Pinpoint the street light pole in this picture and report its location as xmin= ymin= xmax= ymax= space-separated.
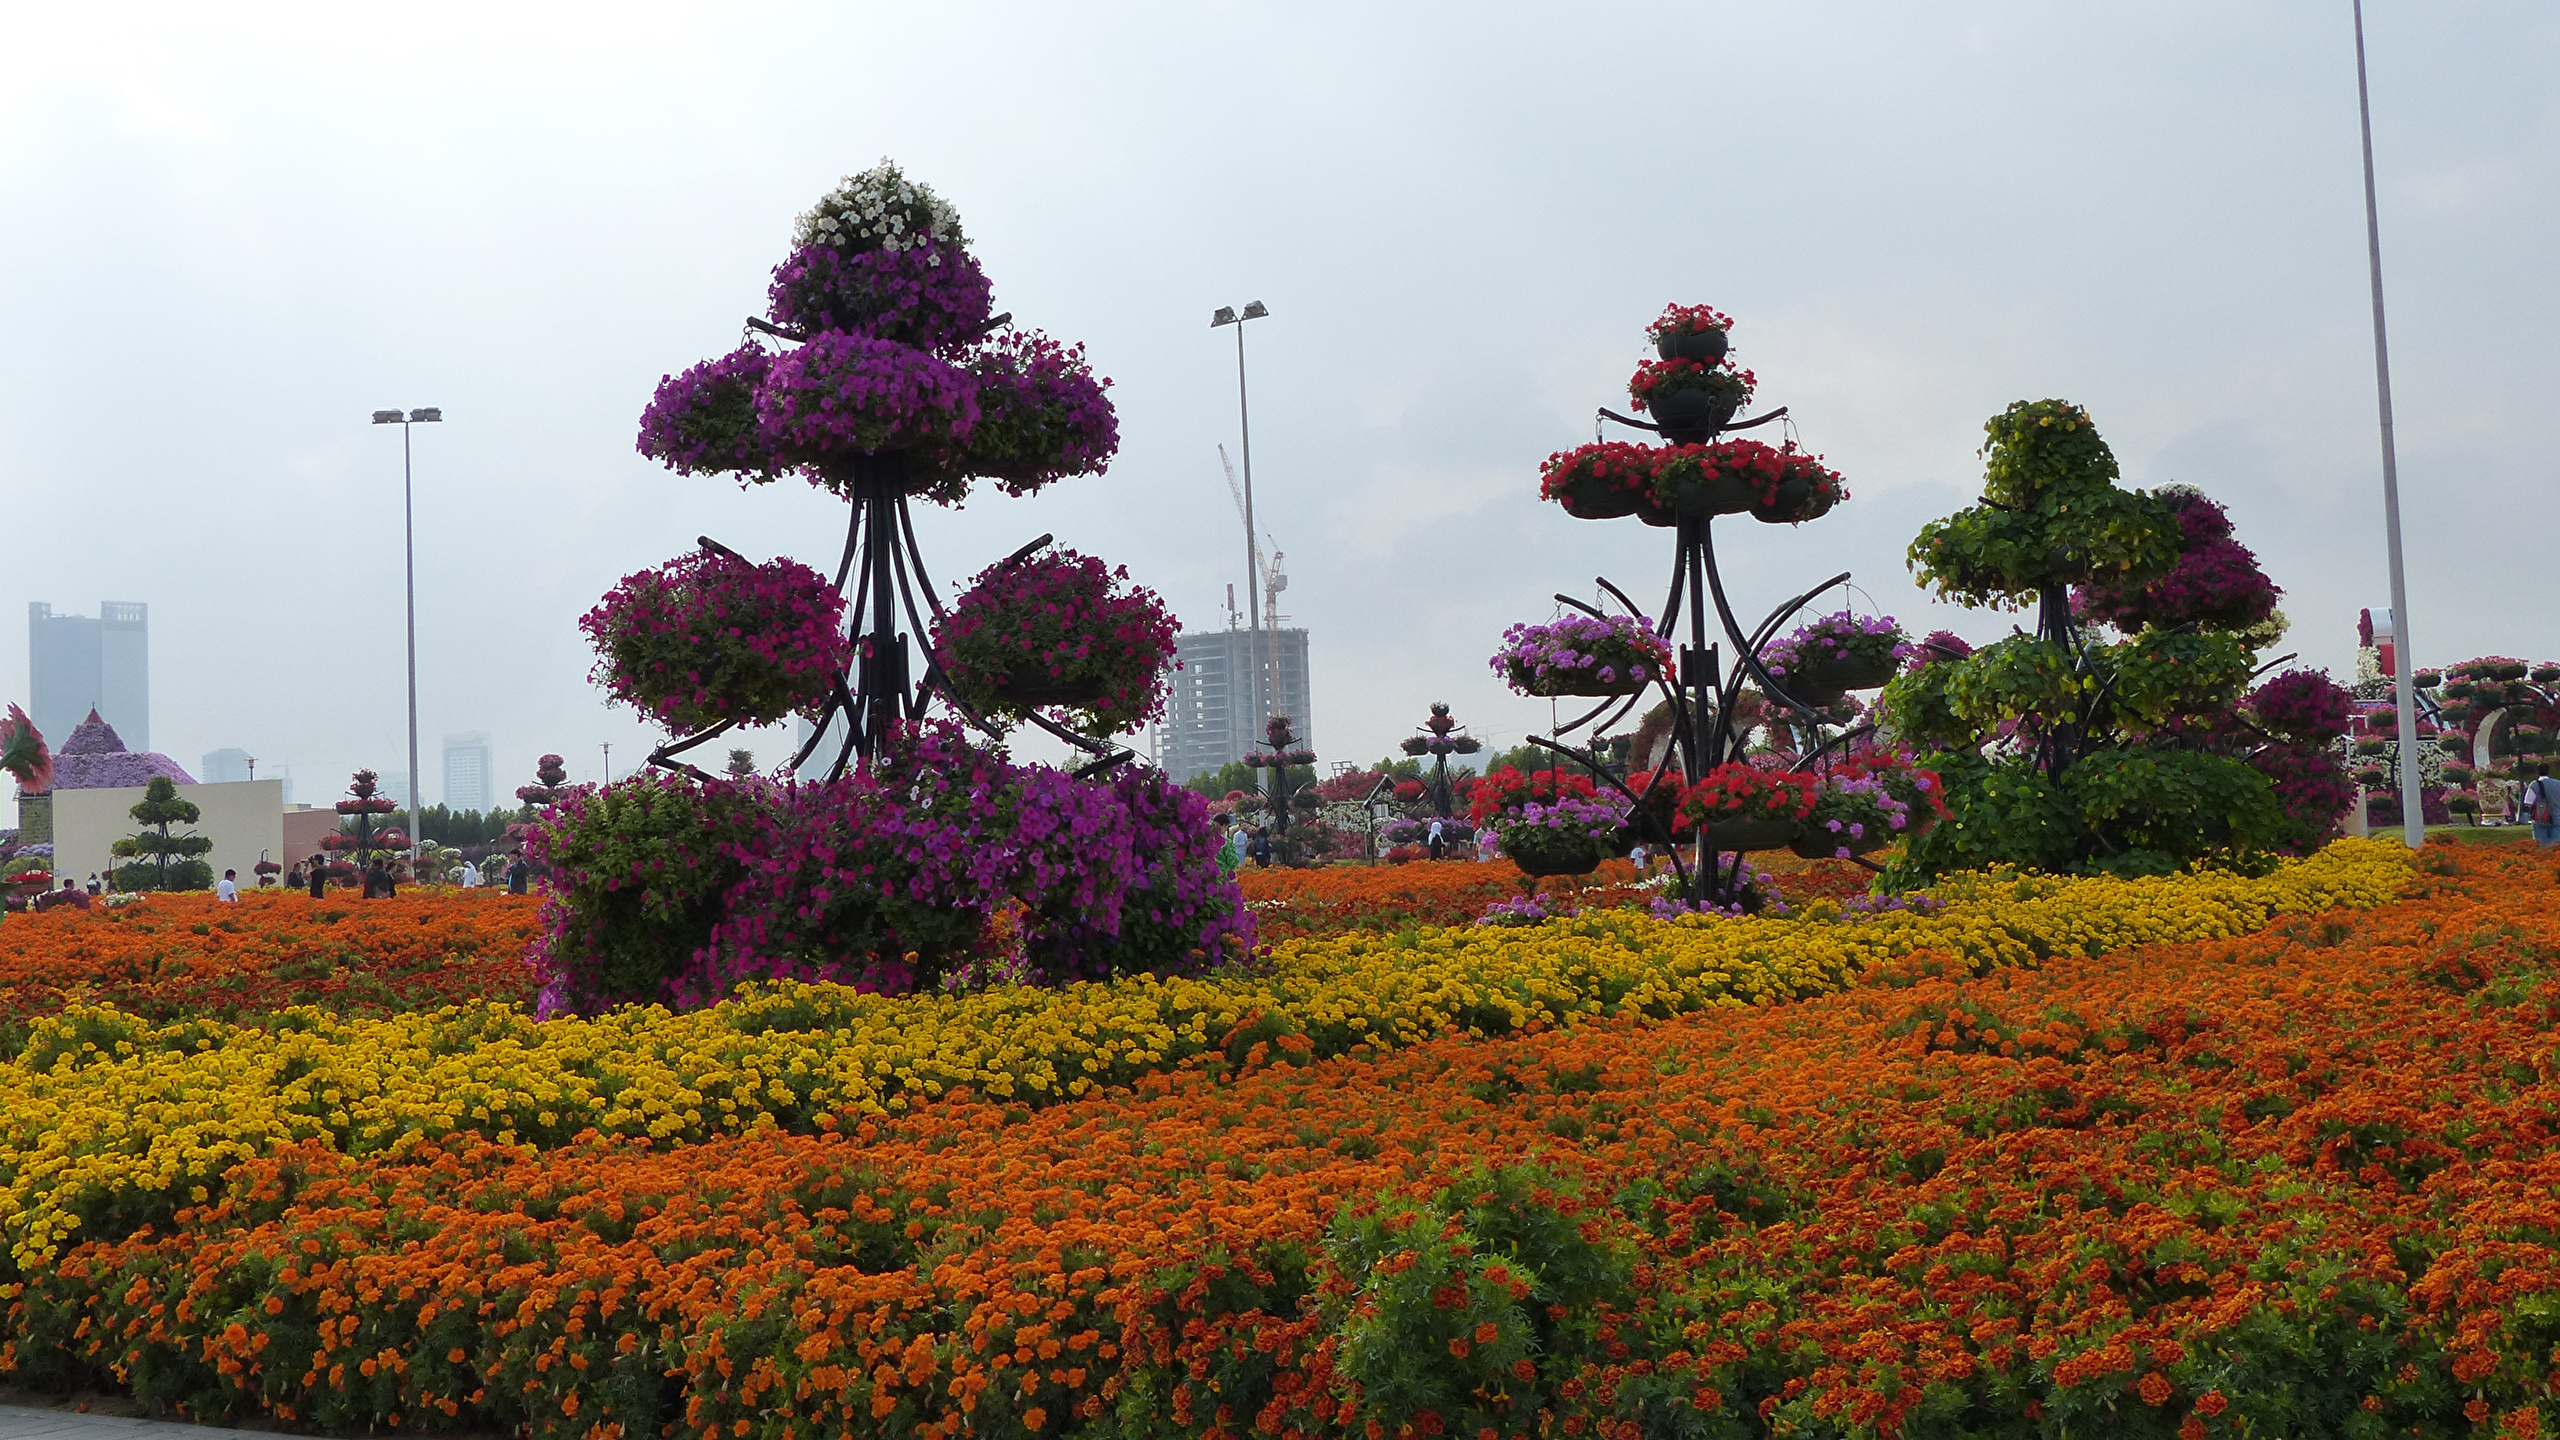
xmin=371 ymin=406 xmax=441 ymax=875
xmin=1211 ymin=302 xmax=1272 ymax=729
xmin=2350 ymin=1 xmax=2423 ymax=850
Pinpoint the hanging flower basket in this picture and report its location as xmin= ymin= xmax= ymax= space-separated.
xmin=1762 ymin=612 xmax=1910 ymax=703
xmin=1788 ymin=773 xmax=1912 ymax=859
xmin=994 ymin=667 xmax=1110 ymax=709
xmin=1537 ymin=442 xmax=1655 ymax=521
xmin=1649 ymin=303 xmax=1735 ymax=363
xmin=581 ymin=548 xmax=852 ymax=734
xmin=1676 ymin=763 xmax=1817 ymax=853
xmin=934 ymin=546 xmax=1178 ymax=736
xmin=1495 ymin=795 xmax=1620 ymax=878
xmin=1629 ymin=358 xmax=1755 ymax=439
xmin=1504 ymin=827 xmax=1605 ymax=877
xmin=1750 ymin=475 xmax=1838 ymax=525
xmin=1492 ymin=613 xmax=1673 ymax=698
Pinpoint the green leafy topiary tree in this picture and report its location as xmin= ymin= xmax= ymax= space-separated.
xmin=1881 ymin=400 xmax=2293 ymax=880
xmin=111 ymin=776 xmax=214 ymax=891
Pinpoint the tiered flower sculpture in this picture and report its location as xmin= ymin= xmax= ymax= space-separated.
xmin=629 ymin=161 xmax=1120 ymax=772
xmin=1509 ymin=303 xmax=1856 ymax=909
xmin=1243 ymin=714 xmax=1318 ymax=864
xmin=1399 ymin=702 xmax=1484 ymax=818
xmin=331 ymin=769 xmax=400 ymax=873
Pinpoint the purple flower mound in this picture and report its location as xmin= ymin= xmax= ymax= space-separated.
xmin=580 ymin=549 xmax=853 ymax=734
xmin=765 ymin=241 xmax=995 ymax=354
xmin=2077 ymin=490 xmax=2280 ymax=633
xmin=671 ymin=723 xmax=1249 ymax=1007
xmin=636 ymin=345 xmax=778 ymax=478
xmin=43 ymin=710 xmax=197 ymax=790
xmin=935 ymin=329 xmax=1121 ymax=497
xmin=756 ymin=331 xmax=979 ymax=476
xmin=1760 ymin=610 xmax=1912 ymax=681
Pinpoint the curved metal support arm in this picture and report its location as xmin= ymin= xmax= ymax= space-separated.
xmin=1800 ymin=722 xmax=1876 ymax=770
xmin=695 ymin=535 xmax=748 ymax=564
xmin=1718 ymin=407 xmax=1789 ymax=432
xmin=1699 ymin=522 xmax=1836 ymax=718
xmin=897 ymin=499 xmax=950 ymax=621
xmin=1554 ymin=592 xmax=1607 ymax=621
xmin=745 ymin=316 xmax=808 ymax=343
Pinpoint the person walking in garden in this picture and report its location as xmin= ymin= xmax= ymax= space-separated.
xmin=216 ymin=869 xmax=238 ymax=902
xmin=307 ymin=860 xmax=327 ymax=899
xmin=459 ymin=858 xmax=481 ymax=888
xmin=1248 ymin=826 xmax=1272 ymax=868
xmin=1427 ymin=817 xmax=1446 ymax=861
xmin=2528 ymin=763 xmax=2560 ymax=846
xmin=507 ymin=853 xmax=529 ymax=894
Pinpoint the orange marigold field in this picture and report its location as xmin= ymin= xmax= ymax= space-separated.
xmin=0 ymin=891 xmax=540 ymax=1041
xmin=1239 ymin=855 xmax=1876 ymax=940
xmin=11 ymin=844 xmax=2555 ymax=1439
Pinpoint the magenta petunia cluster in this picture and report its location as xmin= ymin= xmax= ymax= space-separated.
xmin=580 ymin=549 xmax=853 ymax=734
xmin=634 ymin=169 xmax=1117 ymax=507
xmin=932 ymin=547 xmax=1179 ymax=737
xmin=1491 ymin=613 xmax=1673 ymax=696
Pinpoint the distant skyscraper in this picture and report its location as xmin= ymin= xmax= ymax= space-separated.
xmin=381 ymin=771 xmax=409 ymax=808
xmin=443 ymin=732 xmax=494 ymax=811
xmin=201 ymin=748 xmax=254 ymax=784
xmin=1153 ymin=627 xmax=1313 ymax=783
xmin=28 ymin=601 xmax=149 ymax=753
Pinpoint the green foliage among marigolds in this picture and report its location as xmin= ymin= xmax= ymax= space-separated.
xmin=528 ymin=770 xmax=777 ymax=1011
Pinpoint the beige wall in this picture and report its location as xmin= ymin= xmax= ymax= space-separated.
xmin=52 ymin=780 xmax=285 ymax=890
xmin=281 ymin=808 xmax=339 ymax=870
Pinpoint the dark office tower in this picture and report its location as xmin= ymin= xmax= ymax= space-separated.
xmin=27 ymin=601 xmax=149 ymax=754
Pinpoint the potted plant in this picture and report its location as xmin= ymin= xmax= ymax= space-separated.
xmin=1748 ymin=447 xmax=1849 ymax=525
xmin=2448 ymin=791 xmax=2481 ymax=818
xmin=2353 ymin=737 xmax=2390 ymax=757
xmin=1790 ymin=773 xmax=1912 ymax=859
xmin=1836 ymin=752 xmax=1945 ymax=839
xmin=2413 ymin=668 xmax=2445 ymax=689
xmin=1674 ymin=762 xmax=1817 ymax=853
xmin=1628 ymin=357 xmax=1756 ymax=436
xmin=1536 ymin=442 xmax=1656 ymax=521
xmin=2441 ymin=764 xmax=2475 ymax=788
xmin=581 ymin=547 xmax=852 ymax=734
xmin=1648 ymin=302 xmax=1735 ymax=363
xmin=1762 ymin=612 xmax=1910 ymax=702
xmin=1495 ymin=794 xmax=1622 ymax=878
xmin=2535 ymin=664 xmax=2560 ymax=685
xmin=1492 ymin=613 xmax=1674 ymax=698
xmin=933 ymin=545 xmax=1178 ymax=735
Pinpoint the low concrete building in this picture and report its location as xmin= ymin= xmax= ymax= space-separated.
xmin=52 ymin=779 xmax=284 ymax=891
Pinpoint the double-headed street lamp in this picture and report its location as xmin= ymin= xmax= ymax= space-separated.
xmin=371 ymin=406 xmax=441 ymax=875
xmin=1210 ymin=301 xmax=1271 ymax=724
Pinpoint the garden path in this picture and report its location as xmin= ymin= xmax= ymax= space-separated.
xmin=0 ymin=1408 xmax=261 ymax=1439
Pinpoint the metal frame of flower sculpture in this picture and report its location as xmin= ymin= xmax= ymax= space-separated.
xmin=1523 ymin=303 xmax=1862 ymax=907
xmin=630 ymin=162 xmax=1124 ymax=777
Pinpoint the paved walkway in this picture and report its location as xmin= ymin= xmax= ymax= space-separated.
xmin=0 ymin=1408 xmax=238 ymax=1439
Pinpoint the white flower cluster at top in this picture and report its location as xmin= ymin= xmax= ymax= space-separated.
xmin=793 ymin=160 xmax=965 ymax=258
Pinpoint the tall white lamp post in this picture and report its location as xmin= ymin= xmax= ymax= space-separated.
xmin=2350 ymin=1 xmax=2422 ymax=849
xmin=371 ymin=406 xmax=441 ymax=874
xmin=1211 ymin=302 xmax=1272 ymax=725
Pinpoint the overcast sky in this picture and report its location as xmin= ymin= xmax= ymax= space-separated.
xmin=3 ymin=2 xmax=2553 ymax=804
